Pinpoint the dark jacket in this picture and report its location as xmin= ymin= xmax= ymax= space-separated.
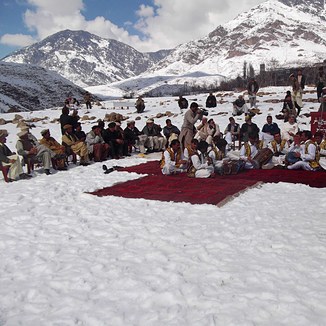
xmin=205 ymin=95 xmax=217 ymax=108
xmin=247 ymin=80 xmax=259 ymax=94
xmin=124 ymin=126 xmax=142 ymax=145
xmin=163 ymin=125 xmax=180 ymax=139
xmin=233 ymin=98 xmax=246 ymax=107
xmin=262 ymin=123 xmax=280 ymax=135
xmin=240 ymin=122 xmax=260 ymax=141
xmin=142 ymin=124 xmax=162 ymax=137
xmin=178 ymin=97 xmax=188 ymax=109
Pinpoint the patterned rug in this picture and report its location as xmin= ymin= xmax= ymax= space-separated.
xmin=91 ymin=161 xmax=326 ymax=206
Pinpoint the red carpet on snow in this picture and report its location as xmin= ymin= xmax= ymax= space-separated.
xmin=91 ymin=161 xmax=326 ymax=205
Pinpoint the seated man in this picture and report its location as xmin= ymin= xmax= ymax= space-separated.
xmin=124 ymin=120 xmax=147 ymax=154
xmin=240 ymin=115 xmax=260 ymax=142
xmin=281 ymin=91 xmax=296 ymax=121
xmin=208 ymin=137 xmax=227 ymax=174
xmin=16 ymin=130 xmax=54 ymax=175
xmin=205 ymin=92 xmax=217 ymax=108
xmin=187 ymin=140 xmax=214 ymax=178
xmin=263 ymin=133 xmax=289 ymax=169
xmin=224 ymin=117 xmax=240 ymax=149
xmin=240 ymin=132 xmax=260 ymax=169
xmin=178 ymin=95 xmax=188 ymax=111
xmin=285 ymin=132 xmax=302 ymax=165
xmin=287 ymin=130 xmax=320 ymax=171
xmin=62 ymin=124 xmax=90 ymax=166
xmin=195 ymin=118 xmax=220 ymax=145
xmin=75 ymin=122 xmax=87 ymax=141
xmin=135 ymin=96 xmax=145 ymax=113
xmin=281 ymin=115 xmax=299 ymax=142
xmin=0 ymin=129 xmax=31 ymax=181
xmin=261 ymin=115 xmax=280 ymax=146
xmin=315 ymin=131 xmax=326 ymax=170
xmin=163 ymin=119 xmax=180 ymax=146
xmin=39 ymin=129 xmax=67 ymax=170
xmin=183 ymin=138 xmax=199 ymax=162
xmin=233 ymin=95 xmax=248 ymax=116
xmin=103 ymin=122 xmax=124 ymax=159
xmin=142 ymin=119 xmax=166 ymax=152
xmin=160 ymin=139 xmax=187 ymax=175
xmin=86 ymin=125 xmax=109 ymax=162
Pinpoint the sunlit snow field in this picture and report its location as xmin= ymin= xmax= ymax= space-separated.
xmin=1 ymin=86 xmax=326 ymax=325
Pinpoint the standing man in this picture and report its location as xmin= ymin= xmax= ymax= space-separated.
xmin=179 ymin=102 xmax=202 ymax=150
xmin=247 ymin=77 xmax=259 ymax=109
xmin=316 ymin=67 xmax=326 ymax=101
xmin=84 ymin=91 xmax=92 ymax=110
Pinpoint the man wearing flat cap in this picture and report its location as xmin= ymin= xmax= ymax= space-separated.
xmin=16 ymin=129 xmax=54 ymax=175
xmin=39 ymin=129 xmax=67 ymax=170
xmin=62 ymin=124 xmax=90 ymax=166
xmin=0 ymin=130 xmax=31 ymax=181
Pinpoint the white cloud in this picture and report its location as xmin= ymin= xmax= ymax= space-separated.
xmin=0 ymin=34 xmax=35 ymax=47
xmin=132 ymin=0 xmax=266 ymax=51
xmin=0 ymin=0 xmax=266 ymax=52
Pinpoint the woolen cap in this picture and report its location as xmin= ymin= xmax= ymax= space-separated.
xmin=146 ymin=118 xmax=154 ymax=123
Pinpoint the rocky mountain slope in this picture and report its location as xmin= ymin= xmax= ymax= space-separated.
xmin=0 ymin=62 xmax=91 ymax=112
xmin=2 ymin=30 xmax=172 ymax=88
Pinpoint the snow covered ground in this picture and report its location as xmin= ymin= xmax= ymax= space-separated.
xmin=1 ymin=86 xmax=326 ymax=325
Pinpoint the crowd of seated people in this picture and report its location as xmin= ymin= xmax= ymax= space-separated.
xmin=2 ymin=92 xmax=326 ymax=182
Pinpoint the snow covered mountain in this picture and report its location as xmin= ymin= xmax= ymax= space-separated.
xmin=147 ymin=0 xmax=326 ymax=79
xmin=1 ymin=30 xmax=171 ymax=88
xmin=1 ymin=0 xmax=326 ymax=99
xmin=0 ymin=62 xmax=91 ymax=112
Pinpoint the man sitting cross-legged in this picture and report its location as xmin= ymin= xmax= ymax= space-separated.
xmin=39 ymin=129 xmax=67 ymax=170
xmin=262 ymin=133 xmax=290 ymax=169
xmin=187 ymin=140 xmax=214 ymax=178
xmin=183 ymin=138 xmax=199 ymax=162
xmin=62 ymin=124 xmax=90 ymax=166
xmin=160 ymin=139 xmax=187 ymax=175
xmin=0 ymin=129 xmax=31 ymax=181
xmin=208 ymin=137 xmax=227 ymax=175
xmin=287 ymin=130 xmax=320 ymax=171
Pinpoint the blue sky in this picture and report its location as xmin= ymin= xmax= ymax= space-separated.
xmin=0 ymin=0 xmax=265 ymax=59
